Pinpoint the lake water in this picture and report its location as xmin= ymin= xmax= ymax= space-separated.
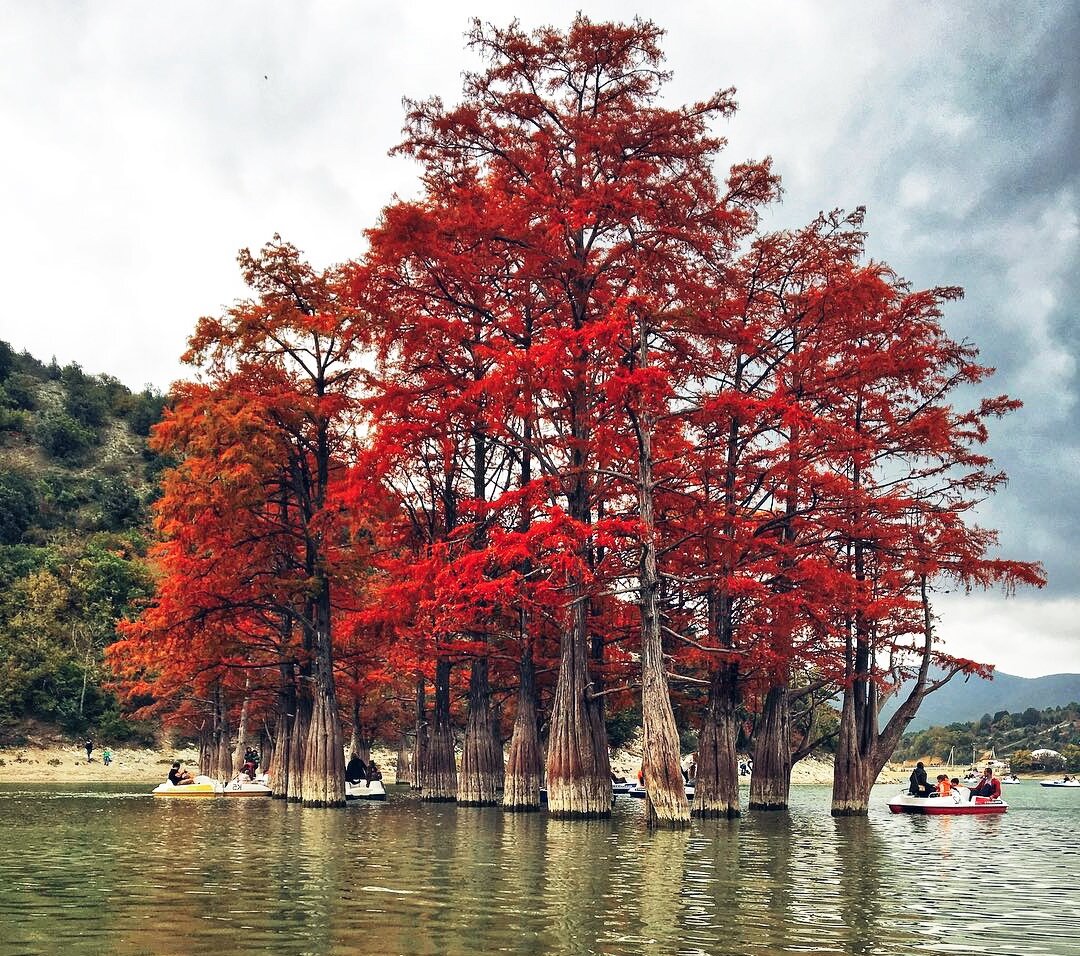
xmin=0 ymin=782 xmax=1077 ymax=955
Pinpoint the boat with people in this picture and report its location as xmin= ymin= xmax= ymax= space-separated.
xmin=887 ymin=791 xmax=1007 ymax=815
xmin=152 ymin=773 xmax=272 ymax=798
xmin=1039 ymin=777 xmax=1080 ymax=788
xmin=345 ymin=779 xmax=386 ymax=800
xmin=1001 ymin=774 xmax=1022 ymax=784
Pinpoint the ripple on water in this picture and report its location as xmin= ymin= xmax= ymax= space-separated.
xmin=0 ymin=782 xmax=1078 ymax=955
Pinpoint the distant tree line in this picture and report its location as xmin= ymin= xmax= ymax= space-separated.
xmin=894 ymin=702 xmax=1080 ymax=770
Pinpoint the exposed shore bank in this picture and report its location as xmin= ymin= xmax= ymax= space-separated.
xmin=0 ymin=743 xmax=910 ymax=787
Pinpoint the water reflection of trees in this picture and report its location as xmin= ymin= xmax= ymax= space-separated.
xmin=834 ymin=817 xmax=890 ymax=956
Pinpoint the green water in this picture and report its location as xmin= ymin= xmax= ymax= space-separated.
xmin=0 ymin=782 xmax=1076 ymax=955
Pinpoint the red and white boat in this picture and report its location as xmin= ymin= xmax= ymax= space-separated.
xmin=887 ymin=790 xmax=1007 ymax=815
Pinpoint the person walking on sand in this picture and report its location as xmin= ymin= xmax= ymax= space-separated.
xmin=84 ymin=738 xmax=93 ymax=762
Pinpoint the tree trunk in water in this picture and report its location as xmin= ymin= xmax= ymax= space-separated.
xmin=749 ymin=685 xmax=792 ymax=810
xmin=413 ymin=675 xmax=428 ymax=792
xmin=349 ymin=694 xmax=363 ymax=759
xmin=423 ymin=658 xmax=457 ymax=801
xmin=504 ymin=645 xmax=542 ymax=811
xmin=198 ymin=728 xmax=210 ymax=776
xmin=831 ymin=577 xmax=939 ymax=815
xmin=634 ymin=369 xmax=689 ymax=829
xmin=211 ymin=683 xmax=232 ymax=780
xmin=693 ymin=662 xmax=741 ymax=818
xmin=459 ymin=657 xmax=500 ymax=806
xmin=395 ymin=735 xmax=412 ymax=787
xmin=286 ymin=691 xmax=312 ymax=803
xmin=232 ymin=682 xmax=250 ymax=773
xmin=831 ymin=690 xmax=875 ymax=815
xmin=299 ymin=593 xmax=345 ymax=807
xmin=545 ymin=595 xmax=612 ymax=817
xmin=269 ymin=665 xmax=295 ymax=798
xmin=269 ymin=709 xmax=290 ymax=799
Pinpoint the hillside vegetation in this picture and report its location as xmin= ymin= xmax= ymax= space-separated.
xmin=894 ymin=702 xmax=1080 ymax=772
xmin=0 ymin=341 xmax=166 ymax=743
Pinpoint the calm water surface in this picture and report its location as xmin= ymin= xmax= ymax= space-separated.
xmin=0 ymin=782 xmax=1076 ymax=955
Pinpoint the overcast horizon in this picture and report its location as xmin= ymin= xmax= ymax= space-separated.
xmin=2 ymin=1 xmax=1076 ymax=677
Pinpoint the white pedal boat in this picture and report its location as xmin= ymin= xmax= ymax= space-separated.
xmin=222 ymin=774 xmax=272 ymax=797
xmin=887 ymin=791 xmax=1006 ymax=815
xmin=1039 ymin=779 xmax=1080 ymax=788
xmin=345 ymin=779 xmax=386 ymax=801
xmin=152 ymin=773 xmax=272 ymax=798
xmin=627 ymin=784 xmax=695 ymax=800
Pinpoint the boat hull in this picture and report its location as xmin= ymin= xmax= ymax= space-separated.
xmin=887 ymin=792 xmax=1006 ymax=815
xmin=1040 ymin=781 xmax=1080 ymax=788
xmin=346 ymin=780 xmax=386 ymax=801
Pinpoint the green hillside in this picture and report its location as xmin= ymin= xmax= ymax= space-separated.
xmin=893 ymin=702 xmax=1080 ymax=772
xmin=0 ymin=341 xmax=166 ymax=743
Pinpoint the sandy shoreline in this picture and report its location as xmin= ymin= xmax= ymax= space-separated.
xmin=0 ymin=743 xmax=914 ymax=787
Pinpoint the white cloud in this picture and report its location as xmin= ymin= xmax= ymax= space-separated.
xmin=934 ymin=593 xmax=1080 ymax=677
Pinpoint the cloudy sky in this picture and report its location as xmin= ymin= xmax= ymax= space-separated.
xmin=2 ymin=1 xmax=1076 ymax=676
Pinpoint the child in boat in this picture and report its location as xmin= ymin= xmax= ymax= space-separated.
xmin=936 ymin=774 xmax=952 ymax=796
xmin=366 ymin=759 xmax=383 ymax=783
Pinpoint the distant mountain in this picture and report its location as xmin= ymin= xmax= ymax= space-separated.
xmin=884 ymin=671 xmax=1080 ymax=730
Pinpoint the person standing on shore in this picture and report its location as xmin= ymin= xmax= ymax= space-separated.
xmin=102 ymin=747 xmax=112 ymax=767
xmin=84 ymin=738 xmax=93 ymax=762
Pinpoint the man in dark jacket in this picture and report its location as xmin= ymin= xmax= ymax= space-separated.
xmin=345 ymin=753 xmax=367 ymax=784
xmin=908 ymin=761 xmax=934 ymax=797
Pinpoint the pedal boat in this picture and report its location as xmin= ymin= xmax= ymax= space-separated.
xmin=152 ymin=774 xmax=224 ymax=798
xmin=345 ymin=779 xmax=386 ymax=801
xmin=222 ymin=774 xmax=272 ymax=797
xmin=887 ymin=791 xmax=1007 ymax=815
xmin=152 ymin=773 xmax=272 ymax=798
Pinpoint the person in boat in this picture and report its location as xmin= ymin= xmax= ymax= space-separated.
xmin=908 ymin=761 xmax=934 ymax=797
xmin=366 ymin=759 xmax=382 ymax=783
xmin=240 ymin=747 xmax=259 ymax=780
xmin=936 ymin=774 xmax=952 ymax=796
xmin=610 ymin=771 xmax=628 ymax=784
xmin=168 ymin=762 xmax=196 ymax=786
xmin=345 ymin=753 xmax=368 ymax=784
xmin=970 ymin=766 xmax=1001 ymax=800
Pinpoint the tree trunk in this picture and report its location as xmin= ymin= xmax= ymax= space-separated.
xmin=286 ymin=688 xmax=312 ymax=803
xmin=231 ymin=680 xmax=251 ymax=774
xmin=349 ymin=694 xmax=363 ymax=760
xmin=198 ymin=727 xmax=210 ymax=777
xmin=212 ymin=682 xmax=232 ymax=780
xmin=395 ymin=735 xmax=412 ymax=786
xmin=459 ymin=656 xmax=501 ymax=806
xmin=831 ymin=576 xmax=940 ymax=815
xmin=633 ymin=347 xmax=690 ymax=829
xmin=693 ymin=661 xmax=741 ymax=818
xmin=545 ymin=593 xmax=612 ymax=817
xmin=749 ymin=684 xmax=792 ymax=810
xmin=413 ymin=674 xmax=428 ymax=791
xmin=504 ymin=644 xmax=542 ymax=811
xmin=423 ymin=658 xmax=457 ymax=801
xmin=299 ymin=592 xmax=345 ymax=807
